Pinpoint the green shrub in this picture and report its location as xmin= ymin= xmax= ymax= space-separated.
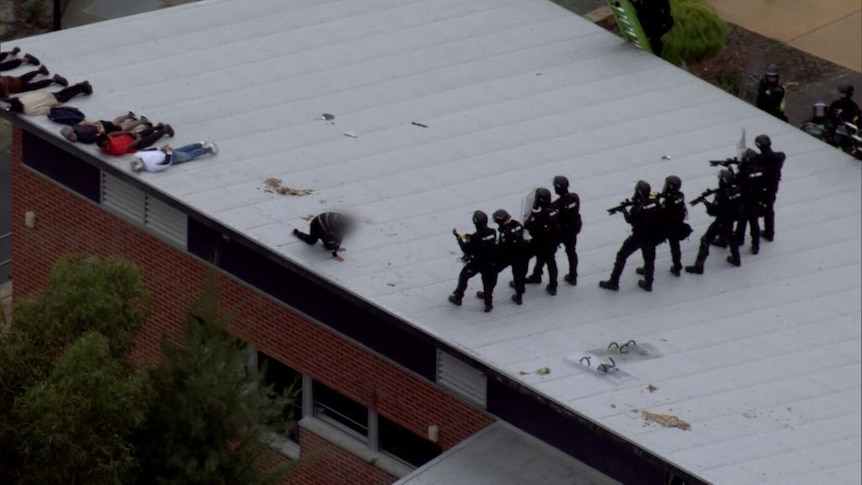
xmin=662 ymin=0 xmax=728 ymax=66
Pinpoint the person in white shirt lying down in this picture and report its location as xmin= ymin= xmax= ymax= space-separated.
xmin=129 ymin=141 xmax=218 ymax=173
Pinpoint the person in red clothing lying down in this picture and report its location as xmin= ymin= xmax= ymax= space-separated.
xmin=97 ymin=122 xmax=174 ymax=156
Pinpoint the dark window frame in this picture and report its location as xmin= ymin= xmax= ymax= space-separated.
xmin=378 ymin=414 xmax=442 ymax=467
xmin=312 ymin=380 xmax=370 ymax=442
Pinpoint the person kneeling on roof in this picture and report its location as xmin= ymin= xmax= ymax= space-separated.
xmin=130 ymin=141 xmax=219 ymax=173
xmin=293 ymin=212 xmax=355 ymax=261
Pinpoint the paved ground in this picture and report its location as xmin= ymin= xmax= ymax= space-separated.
xmin=708 ymin=0 xmax=862 ymax=72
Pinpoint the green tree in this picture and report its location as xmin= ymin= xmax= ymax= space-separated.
xmin=0 ymin=255 xmax=150 ymax=483
xmin=133 ymin=281 xmax=293 ymax=485
xmin=12 ymin=332 xmax=148 ymax=485
xmin=0 ymin=257 xmax=298 ymax=484
xmin=662 ymin=0 xmax=728 ymax=66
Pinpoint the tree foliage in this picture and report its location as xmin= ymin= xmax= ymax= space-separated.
xmin=0 ymin=256 xmax=295 ymax=485
xmin=133 ymin=280 xmax=291 ymax=485
xmin=0 ymin=255 xmax=150 ymax=483
xmin=12 ymin=332 xmax=148 ymax=485
xmin=662 ymin=0 xmax=728 ymax=66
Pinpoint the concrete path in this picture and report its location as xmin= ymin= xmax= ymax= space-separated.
xmin=708 ymin=0 xmax=862 ymax=72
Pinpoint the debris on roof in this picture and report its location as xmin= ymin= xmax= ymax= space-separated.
xmin=263 ymin=178 xmax=313 ymax=196
xmin=641 ymin=410 xmax=690 ymax=431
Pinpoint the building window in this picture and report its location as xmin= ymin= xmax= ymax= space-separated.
xmin=258 ymin=352 xmax=302 ymax=443
xmin=312 ymin=381 xmax=369 ymax=441
xmin=379 ymin=415 xmax=442 ymax=467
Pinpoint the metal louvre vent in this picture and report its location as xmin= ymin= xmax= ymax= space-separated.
xmin=145 ymin=195 xmax=187 ymax=247
xmin=101 ymin=172 xmax=145 ymax=224
xmin=436 ymin=350 xmax=487 ymax=408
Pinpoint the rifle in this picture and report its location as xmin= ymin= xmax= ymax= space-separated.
xmin=708 ymin=157 xmax=741 ymax=168
xmin=607 ymin=199 xmax=634 ymax=215
xmin=689 ymin=188 xmax=718 ymax=206
xmin=452 ymin=228 xmax=472 ymax=262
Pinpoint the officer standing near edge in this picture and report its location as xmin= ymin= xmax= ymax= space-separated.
xmin=552 ymin=175 xmax=582 ymax=286
xmin=754 ymin=134 xmax=786 ymax=242
xmin=490 ymin=209 xmax=529 ymax=305
xmin=524 ymin=188 xmax=560 ymax=296
xmin=449 ymin=210 xmax=498 ymax=313
xmin=600 ymin=180 xmax=664 ymax=292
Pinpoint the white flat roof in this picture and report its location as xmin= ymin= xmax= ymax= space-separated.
xmin=396 ymin=422 xmax=619 ymax=485
xmin=13 ymin=0 xmax=861 ymax=482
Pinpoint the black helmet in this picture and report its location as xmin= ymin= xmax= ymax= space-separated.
xmin=741 ymin=148 xmax=759 ymax=164
xmin=813 ymin=100 xmax=827 ymax=117
xmin=634 ymin=180 xmax=651 ymax=199
xmin=718 ymin=169 xmax=734 ymax=186
xmin=492 ymin=209 xmax=510 ymax=225
xmin=755 ymin=134 xmax=772 ymax=150
xmin=764 ymin=64 xmax=779 ymax=77
xmin=663 ymin=175 xmax=681 ymax=193
xmin=552 ymin=175 xmax=569 ymax=195
xmin=838 ymin=82 xmax=854 ymax=97
xmin=534 ymin=188 xmax=552 ymax=208
xmin=472 ymin=210 xmax=488 ymax=228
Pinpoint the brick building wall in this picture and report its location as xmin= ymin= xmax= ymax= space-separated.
xmin=10 ymin=127 xmax=494 ymax=483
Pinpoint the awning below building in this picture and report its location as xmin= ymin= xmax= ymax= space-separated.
xmin=394 ymin=422 xmax=619 ymax=485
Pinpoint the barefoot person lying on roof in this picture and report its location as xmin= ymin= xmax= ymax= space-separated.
xmin=3 ymin=81 xmax=92 ymax=115
xmin=97 ymin=122 xmax=174 ymax=156
xmin=0 ymin=66 xmax=67 ymax=97
xmin=61 ymin=111 xmax=151 ymax=144
xmin=129 ymin=141 xmax=219 ymax=173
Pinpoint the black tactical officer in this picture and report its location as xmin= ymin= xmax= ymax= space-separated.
xmin=685 ymin=170 xmax=744 ymax=274
xmin=449 ymin=210 xmax=498 ymax=312
xmin=755 ymin=64 xmax=788 ymax=122
xmin=733 ymin=149 xmax=765 ymax=254
xmin=600 ymin=180 xmax=664 ymax=292
xmin=491 ymin=209 xmax=529 ymax=305
xmin=630 ymin=0 xmax=673 ymax=56
xmin=524 ymin=188 xmax=560 ymax=296
xmin=754 ymin=134 xmax=786 ymax=241
xmin=549 ymin=176 xmax=582 ymax=285
xmin=639 ymin=175 xmax=686 ymax=277
xmin=828 ymin=82 xmax=860 ymax=126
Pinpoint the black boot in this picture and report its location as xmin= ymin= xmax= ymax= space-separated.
xmin=448 ymin=294 xmax=462 ymax=306
xmin=599 ymin=279 xmax=619 ymax=291
xmin=751 ymin=244 xmax=760 ymax=255
xmin=511 ymin=293 xmax=523 ymax=305
xmin=545 ymin=284 xmax=557 ymax=296
xmin=670 ymin=264 xmax=682 ymax=277
xmin=635 ymin=267 xmax=645 ymax=275
xmin=524 ymin=274 xmax=542 ymax=284
xmin=710 ymin=236 xmax=728 ymax=248
xmin=484 ymin=303 xmax=493 ymax=313
xmin=563 ymin=274 xmax=577 ymax=286
xmin=726 ymin=255 xmax=741 ymax=267
xmin=685 ymin=264 xmax=703 ymax=275
xmin=638 ymin=279 xmax=652 ymax=292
